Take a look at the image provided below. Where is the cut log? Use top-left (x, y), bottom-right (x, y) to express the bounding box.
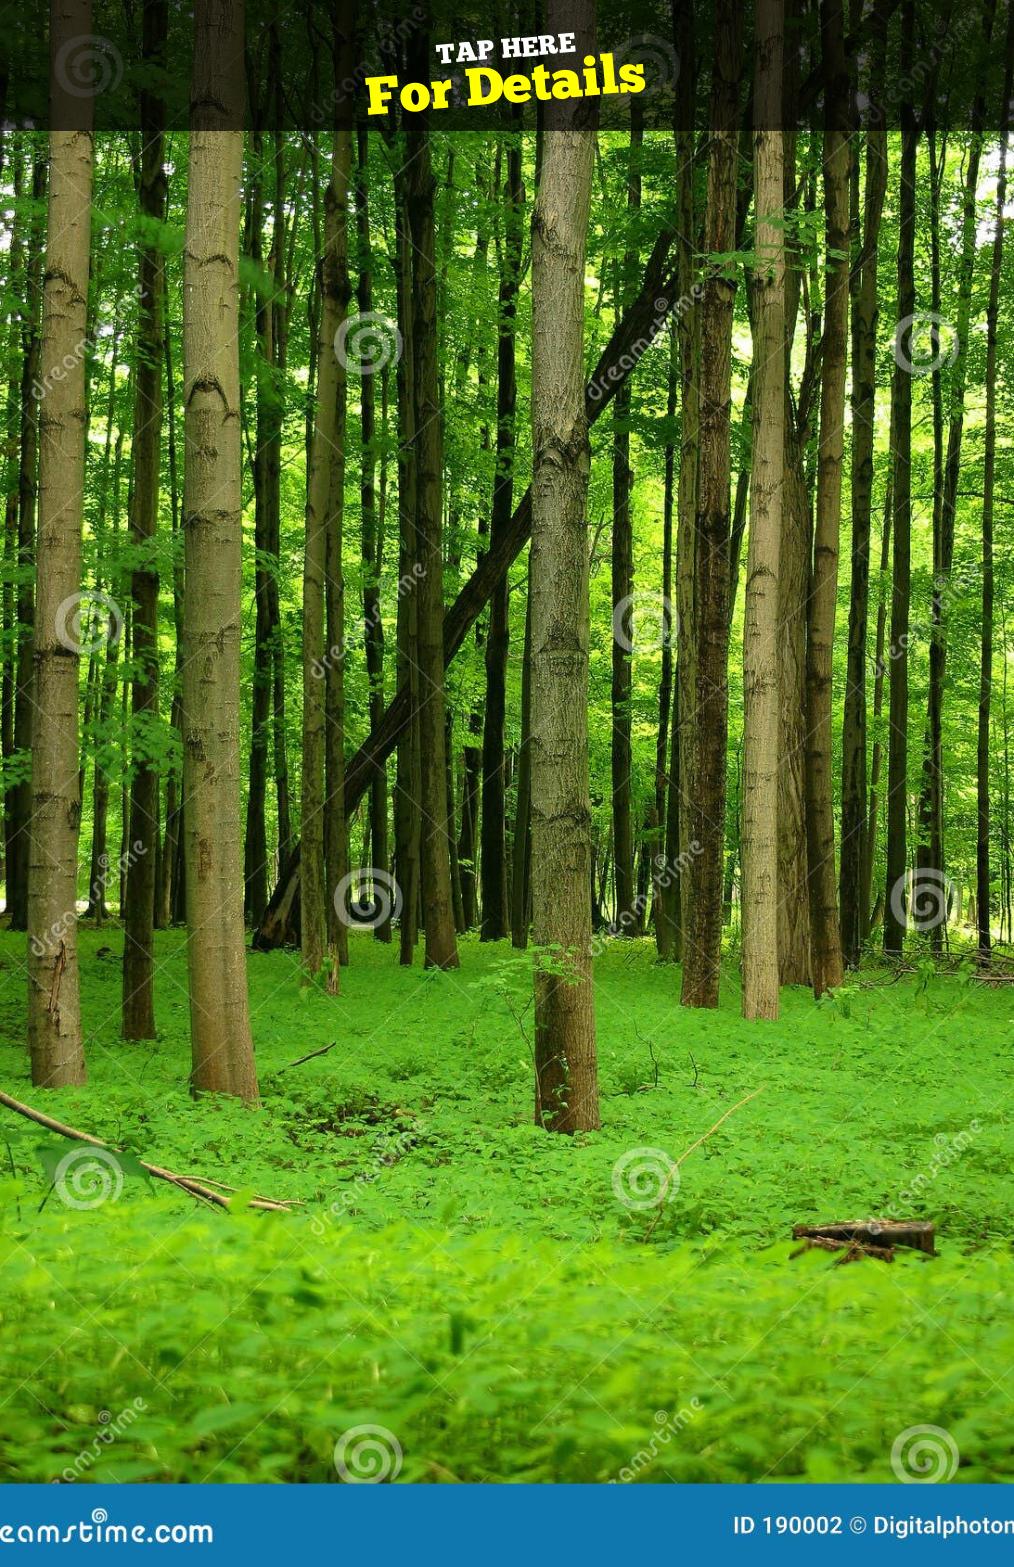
top-left (792, 1235), bottom-right (897, 1263)
top-left (252, 222), bottom-right (683, 950)
top-left (792, 1220), bottom-right (935, 1254)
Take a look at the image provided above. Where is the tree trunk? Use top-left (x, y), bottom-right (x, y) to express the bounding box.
top-left (7, 149), bottom-right (46, 931)
top-left (303, 85), bottom-right (352, 985)
top-left (181, 0), bottom-right (258, 1102)
top-left (405, 67), bottom-right (459, 972)
top-left (977, 23), bottom-right (1012, 962)
top-left (355, 125), bottom-right (391, 943)
top-left (609, 105), bottom-right (643, 936)
top-left (530, 48), bottom-right (598, 1133)
top-left (741, 0), bottom-right (784, 1022)
top-left (27, 28), bottom-right (94, 1089)
top-left (479, 136), bottom-right (523, 943)
top-left (510, 561), bottom-right (533, 949)
top-left (839, 27), bottom-right (887, 967)
top-left (122, 0), bottom-right (168, 1040)
top-left (804, 0), bottom-right (848, 998)
top-left (884, 15), bottom-right (917, 958)
top-left (680, 0), bottom-right (740, 1010)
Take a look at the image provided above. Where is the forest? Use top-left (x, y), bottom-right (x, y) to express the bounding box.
top-left (0, 0), bottom-right (1013, 1488)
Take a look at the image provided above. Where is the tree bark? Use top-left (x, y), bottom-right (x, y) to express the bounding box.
top-left (680, 0), bottom-right (740, 1010)
top-left (27, 9), bottom-right (94, 1089)
top-left (804, 0), bottom-right (849, 998)
top-left (741, 0), bottom-right (784, 1022)
top-left (181, 0), bottom-right (258, 1102)
top-left (122, 0), bottom-right (168, 1040)
top-left (883, 11), bottom-right (917, 958)
top-left (530, 57), bottom-right (598, 1132)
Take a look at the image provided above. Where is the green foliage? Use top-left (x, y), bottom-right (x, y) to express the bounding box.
top-left (1, 929), bottom-right (1011, 1482)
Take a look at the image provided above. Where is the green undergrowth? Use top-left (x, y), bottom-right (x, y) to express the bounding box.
top-left (0, 928), bottom-right (1012, 1481)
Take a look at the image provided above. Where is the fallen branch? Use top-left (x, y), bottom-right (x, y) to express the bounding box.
top-left (281, 1041), bottom-right (337, 1070)
top-left (0, 1089), bottom-right (296, 1213)
top-left (643, 1086), bottom-right (765, 1240)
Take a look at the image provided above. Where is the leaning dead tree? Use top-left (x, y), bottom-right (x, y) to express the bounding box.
top-left (253, 220), bottom-right (685, 949)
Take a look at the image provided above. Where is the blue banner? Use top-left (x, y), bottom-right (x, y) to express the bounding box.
top-left (3, 1486), bottom-right (1014, 1562)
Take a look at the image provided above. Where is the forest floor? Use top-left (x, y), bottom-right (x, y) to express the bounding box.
top-left (0, 928), bottom-right (1012, 1483)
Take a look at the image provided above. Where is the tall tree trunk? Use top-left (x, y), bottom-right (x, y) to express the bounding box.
top-left (122, 0), bottom-right (168, 1040)
top-left (609, 104), bottom-right (643, 935)
top-left (839, 26), bottom-right (888, 967)
top-left (355, 125), bottom-right (391, 942)
top-left (27, 15), bottom-right (94, 1089)
top-left (741, 0), bottom-right (784, 1022)
top-left (7, 149), bottom-right (46, 930)
top-left (405, 60), bottom-right (459, 971)
top-left (181, 0), bottom-right (258, 1101)
top-left (303, 90), bottom-right (352, 985)
top-left (977, 25), bottom-right (1012, 961)
top-left (530, 35), bottom-right (598, 1132)
top-left (884, 10), bottom-right (917, 958)
top-left (680, 0), bottom-right (740, 1009)
top-left (510, 560), bottom-right (533, 949)
top-left (804, 0), bottom-right (848, 998)
top-left (479, 135), bottom-right (523, 942)
top-left (919, 3), bottom-right (994, 949)
top-left (653, 320), bottom-right (678, 958)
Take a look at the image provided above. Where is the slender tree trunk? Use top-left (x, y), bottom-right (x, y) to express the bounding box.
top-left (303, 95), bottom-right (352, 985)
top-left (864, 485), bottom-right (892, 924)
top-left (804, 0), bottom-right (848, 998)
top-left (181, 0), bottom-right (258, 1101)
top-left (479, 135), bottom-right (523, 943)
top-left (405, 67), bottom-right (459, 971)
top-left (610, 105), bottom-right (643, 935)
top-left (741, 0), bottom-right (784, 1022)
top-left (355, 125), bottom-right (390, 942)
top-left (884, 20), bottom-right (917, 958)
top-left (839, 44), bottom-right (887, 966)
top-left (977, 26), bottom-right (1012, 961)
top-left (7, 150), bottom-right (46, 930)
top-left (680, 0), bottom-right (740, 1009)
top-left (122, 0), bottom-right (168, 1039)
top-left (510, 560), bottom-right (533, 949)
top-left (27, 22), bottom-right (94, 1088)
top-left (530, 53), bottom-right (598, 1132)
top-left (654, 321), bottom-right (678, 958)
